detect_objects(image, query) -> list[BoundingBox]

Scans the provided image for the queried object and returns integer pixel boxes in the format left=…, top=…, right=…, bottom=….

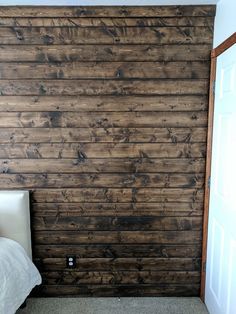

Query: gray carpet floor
left=17, top=297, right=209, bottom=314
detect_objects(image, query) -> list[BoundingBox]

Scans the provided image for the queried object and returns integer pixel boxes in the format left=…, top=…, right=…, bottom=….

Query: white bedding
left=0, top=237, right=42, bottom=314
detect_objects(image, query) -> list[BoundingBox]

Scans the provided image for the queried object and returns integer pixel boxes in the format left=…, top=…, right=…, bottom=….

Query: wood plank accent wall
left=0, top=6, right=215, bottom=297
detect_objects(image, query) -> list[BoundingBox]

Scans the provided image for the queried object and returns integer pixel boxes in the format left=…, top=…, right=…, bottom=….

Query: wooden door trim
left=212, top=32, right=236, bottom=58
left=200, top=32, right=236, bottom=301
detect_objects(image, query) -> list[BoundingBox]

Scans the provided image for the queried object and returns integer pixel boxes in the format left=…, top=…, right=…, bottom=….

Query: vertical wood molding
left=200, top=55, right=216, bottom=301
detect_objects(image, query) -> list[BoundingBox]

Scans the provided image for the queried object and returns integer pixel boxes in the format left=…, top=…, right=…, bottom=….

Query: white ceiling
left=0, top=0, right=219, bottom=5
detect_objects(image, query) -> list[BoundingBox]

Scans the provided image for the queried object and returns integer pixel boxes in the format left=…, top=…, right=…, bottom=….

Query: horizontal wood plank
left=0, top=27, right=213, bottom=45
left=35, top=284, right=200, bottom=297
left=34, top=257, right=201, bottom=271
left=0, top=6, right=216, bottom=18
left=0, top=112, right=208, bottom=128
left=33, top=230, right=202, bottom=245
left=32, top=188, right=204, bottom=203
left=0, top=143, right=206, bottom=158
left=42, top=270, right=200, bottom=285
left=0, top=45, right=212, bottom=62
left=0, top=79, right=208, bottom=96
left=0, top=95, right=209, bottom=112
left=0, top=158, right=206, bottom=174
left=0, top=173, right=204, bottom=188
left=0, top=61, right=210, bottom=79
left=0, top=17, right=214, bottom=27
left=32, top=202, right=203, bottom=217
left=0, top=127, right=207, bottom=143
left=32, top=216, right=202, bottom=231
left=33, top=216, right=202, bottom=232
left=33, top=244, right=202, bottom=258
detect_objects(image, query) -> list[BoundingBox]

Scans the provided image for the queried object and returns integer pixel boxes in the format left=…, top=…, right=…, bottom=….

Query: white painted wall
left=214, top=0, right=236, bottom=47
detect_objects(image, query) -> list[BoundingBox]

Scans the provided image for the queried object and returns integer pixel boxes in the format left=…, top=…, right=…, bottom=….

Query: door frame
left=200, top=32, right=236, bottom=301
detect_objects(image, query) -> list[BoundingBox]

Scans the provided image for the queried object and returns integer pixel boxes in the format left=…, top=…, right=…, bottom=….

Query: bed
left=0, top=191, right=42, bottom=314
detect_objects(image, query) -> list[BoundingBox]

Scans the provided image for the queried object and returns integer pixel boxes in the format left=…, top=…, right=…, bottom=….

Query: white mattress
left=0, top=237, right=42, bottom=314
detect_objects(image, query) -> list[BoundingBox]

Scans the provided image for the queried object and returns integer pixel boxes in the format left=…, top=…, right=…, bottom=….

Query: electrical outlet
left=66, top=255, right=76, bottom=269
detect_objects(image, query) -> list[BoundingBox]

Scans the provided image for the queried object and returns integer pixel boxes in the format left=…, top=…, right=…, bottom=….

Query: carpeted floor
left=17, top=297, right=209, bottom=314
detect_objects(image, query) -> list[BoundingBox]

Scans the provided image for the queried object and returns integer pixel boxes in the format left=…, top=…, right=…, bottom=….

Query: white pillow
left=0, top=237, right=42, bottom=314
